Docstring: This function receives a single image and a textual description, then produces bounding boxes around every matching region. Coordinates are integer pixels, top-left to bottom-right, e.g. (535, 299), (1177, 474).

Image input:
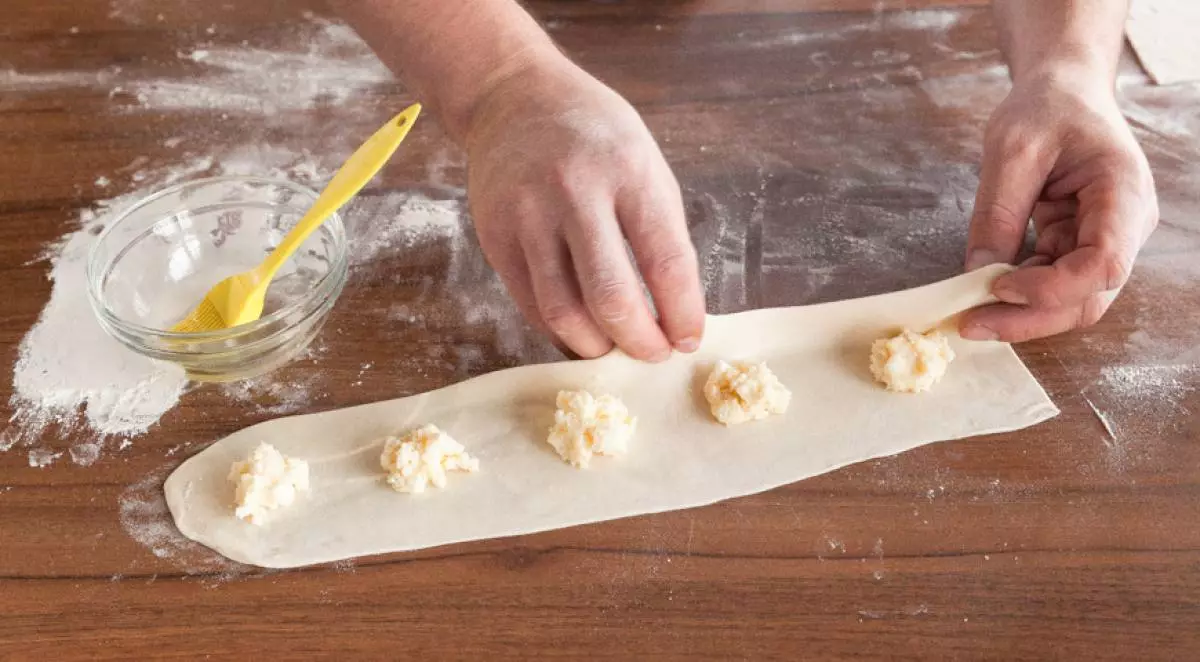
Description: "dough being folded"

(164, 265), (1058, 568)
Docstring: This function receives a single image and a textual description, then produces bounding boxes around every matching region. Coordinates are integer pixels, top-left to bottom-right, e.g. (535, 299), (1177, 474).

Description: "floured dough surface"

(228, 443), (310, 525)
(703, 360), (791, 425)
(870, 329), (956, 393)
(380, 424), (479, 493)
(1126, 0), (1200, 85)
(546, 390), (636, 468)
(165, 265), (1058, 568)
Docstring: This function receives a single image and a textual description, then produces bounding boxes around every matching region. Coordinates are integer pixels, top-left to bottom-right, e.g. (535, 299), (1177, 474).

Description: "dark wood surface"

(3, 1), (1199, 659)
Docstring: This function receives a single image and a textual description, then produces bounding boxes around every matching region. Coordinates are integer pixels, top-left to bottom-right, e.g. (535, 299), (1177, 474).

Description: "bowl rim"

(85, 174), (349, 341)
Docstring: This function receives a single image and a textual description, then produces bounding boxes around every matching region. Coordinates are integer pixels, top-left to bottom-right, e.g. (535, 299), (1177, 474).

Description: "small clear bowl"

(86, 176), (348, 382)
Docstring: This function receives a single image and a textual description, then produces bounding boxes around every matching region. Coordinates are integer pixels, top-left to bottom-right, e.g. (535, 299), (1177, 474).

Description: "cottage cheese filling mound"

(380, 424), (480, 493)
(870, 329), (956, 393)
(228, 442), (310, 525)
(703, 360), (792, 425)
(546, 390), (637, 468)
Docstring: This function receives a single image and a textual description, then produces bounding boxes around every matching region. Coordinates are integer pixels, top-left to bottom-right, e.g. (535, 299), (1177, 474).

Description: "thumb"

(965, 132), (1054, 271)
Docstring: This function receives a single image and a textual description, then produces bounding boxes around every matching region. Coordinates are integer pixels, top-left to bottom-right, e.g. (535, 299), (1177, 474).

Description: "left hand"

(959, 68), (1158, 342)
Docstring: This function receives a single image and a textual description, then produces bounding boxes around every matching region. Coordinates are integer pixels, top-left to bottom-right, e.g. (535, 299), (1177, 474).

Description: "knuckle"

(1076, 297), (1107, 329)
(538, 300), (590, 336)
(645, 248), (696, 290)
(587, 276), (638, 323)
(977, 200), (1028, 237)
(546, 160), (580, 195)
(612, 142), (652, 174)
(1033, 283), (1066, 309)
(985, 124), (1041, 162)
(506, 189), (548, 236)
(1101, 251), (1132, 291)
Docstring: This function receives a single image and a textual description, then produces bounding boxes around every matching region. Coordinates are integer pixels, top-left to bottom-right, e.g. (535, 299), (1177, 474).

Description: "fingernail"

(961, 325), (999, 341)
(675, 336), (700, 353)
(965, 249), (999, 272)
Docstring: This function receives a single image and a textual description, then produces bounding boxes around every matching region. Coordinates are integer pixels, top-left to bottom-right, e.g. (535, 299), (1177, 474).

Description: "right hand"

(463, 55), (705, 362)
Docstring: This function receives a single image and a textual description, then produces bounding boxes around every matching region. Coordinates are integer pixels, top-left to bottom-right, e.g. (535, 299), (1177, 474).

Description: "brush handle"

(259, 103), (422, 281)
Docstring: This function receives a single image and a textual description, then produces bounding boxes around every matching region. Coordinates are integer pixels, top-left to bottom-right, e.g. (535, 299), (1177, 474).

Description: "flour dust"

(2, 148), (335, 465)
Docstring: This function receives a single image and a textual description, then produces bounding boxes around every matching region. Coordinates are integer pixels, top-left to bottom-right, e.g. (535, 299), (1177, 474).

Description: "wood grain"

(2, 0), (1199, 659)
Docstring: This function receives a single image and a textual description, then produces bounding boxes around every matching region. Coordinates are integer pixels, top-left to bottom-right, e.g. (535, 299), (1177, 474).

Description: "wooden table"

(3, 1), (1199, 658)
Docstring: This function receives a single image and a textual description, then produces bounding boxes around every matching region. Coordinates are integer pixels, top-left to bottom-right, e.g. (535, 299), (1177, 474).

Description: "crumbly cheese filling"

(703, 360), (792, 425)
(228, 442), (310, 525)
(546, 390), (636, 468)
(870, 329), (956, 393)
(380, 424), (479, 493)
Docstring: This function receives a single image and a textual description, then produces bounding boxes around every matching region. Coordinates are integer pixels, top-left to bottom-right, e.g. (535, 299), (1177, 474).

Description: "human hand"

(960, 68), (1158, 342)
(464, 54), (704, 361)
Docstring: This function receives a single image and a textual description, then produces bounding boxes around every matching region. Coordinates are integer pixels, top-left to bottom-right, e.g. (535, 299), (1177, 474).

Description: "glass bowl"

(86, 176), (348, 382)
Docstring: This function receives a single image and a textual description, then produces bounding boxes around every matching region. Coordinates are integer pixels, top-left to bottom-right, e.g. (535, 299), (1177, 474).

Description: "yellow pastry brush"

(170, 103), (421, 333)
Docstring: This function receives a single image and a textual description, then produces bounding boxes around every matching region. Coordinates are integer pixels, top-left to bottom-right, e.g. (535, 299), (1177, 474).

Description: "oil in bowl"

(87, 176), (348, 382)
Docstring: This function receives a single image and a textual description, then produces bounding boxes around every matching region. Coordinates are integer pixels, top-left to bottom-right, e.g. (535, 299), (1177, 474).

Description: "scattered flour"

(28, 449), (63, 468)
(219, 356), (325, 416)
(1, 145), (343, 463)
(1097, 364), (1198, 409)
(885, 9), (962, 32)
(344, 194), (463, 267)
(5, 15), (391, 120)
(2, 162), (204, 456)
(735, 8), (963, 50)
(127, 18), (391, 116)
(0, 67), (120, 91)
(118, 468), (241, 573)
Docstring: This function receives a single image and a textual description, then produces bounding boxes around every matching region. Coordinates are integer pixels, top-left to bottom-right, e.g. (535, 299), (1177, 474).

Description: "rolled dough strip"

(164, 265), (1058, 568)
(1126, 0), (1200, 86)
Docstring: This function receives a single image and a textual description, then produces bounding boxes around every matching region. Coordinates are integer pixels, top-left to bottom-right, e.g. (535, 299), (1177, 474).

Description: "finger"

(959, 292), (1113, 343)
(521, 231), (613, 359)
(1034, 219), (1078, 257)
(1031, 199), (1078, 233)
(616, 167), (706, 353)
(1020, 254), (1054, 268)
(476, 225), (546, 331)
(964, 129), (1055, 271)
(992, 192), (1142, 308)
(563, 201), (672, 362)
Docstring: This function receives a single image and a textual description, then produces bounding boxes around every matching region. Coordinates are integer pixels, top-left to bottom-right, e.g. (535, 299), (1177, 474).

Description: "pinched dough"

(380, 424), (480, 493)
(546, 390), (637, 468)
(870, 329), (955, 393)
(703, 360), (792, 425)
(228, 442), (310, 525)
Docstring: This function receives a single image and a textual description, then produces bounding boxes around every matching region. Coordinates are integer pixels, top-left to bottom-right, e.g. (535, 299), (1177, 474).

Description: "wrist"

(438, 41), (569, 145)
(1012, 51), (1118, 101)
(445, 43), (570, 145)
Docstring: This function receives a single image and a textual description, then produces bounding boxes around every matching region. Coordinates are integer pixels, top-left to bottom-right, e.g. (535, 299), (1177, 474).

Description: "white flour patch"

(3, 146), (339, 464)
(1096, 364), (1198, 409)
(118, 468), (241, 573)
(28, 449), (63, 468)
(2, 160), (207, 456)
(70, 442), (103, 467)
(735, 8), (964, 51)
(885, 9), (963, 32)
(128, 18), (391, 115)
(344, 192), (544, 362)
(1082, 362), (1198, 473)
(220, 358), (324, 417)
(344, 193), (463, 267)
(0, 67), (120, 91)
